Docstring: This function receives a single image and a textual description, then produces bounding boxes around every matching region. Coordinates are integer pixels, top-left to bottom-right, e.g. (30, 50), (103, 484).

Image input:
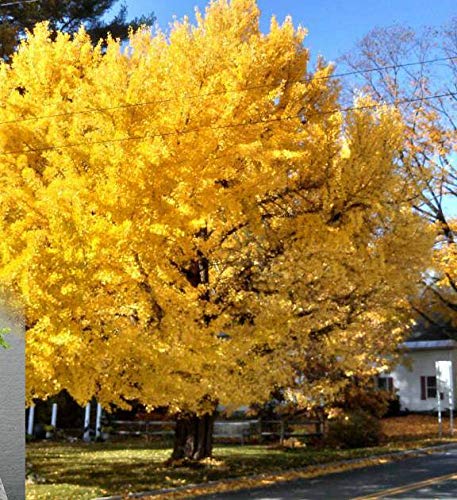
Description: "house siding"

(389, 346), (457, 412)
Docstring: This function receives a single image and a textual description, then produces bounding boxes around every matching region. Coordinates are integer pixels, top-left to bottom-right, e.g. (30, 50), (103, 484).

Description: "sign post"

(437, 382), (443, 438)
(436, 360), (454, 436)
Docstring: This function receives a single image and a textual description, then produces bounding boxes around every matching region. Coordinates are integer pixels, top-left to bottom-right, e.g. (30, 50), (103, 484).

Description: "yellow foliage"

(0, 0), (433, 412)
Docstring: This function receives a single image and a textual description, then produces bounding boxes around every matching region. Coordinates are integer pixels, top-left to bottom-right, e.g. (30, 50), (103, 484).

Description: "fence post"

(145, 421), (150, 442)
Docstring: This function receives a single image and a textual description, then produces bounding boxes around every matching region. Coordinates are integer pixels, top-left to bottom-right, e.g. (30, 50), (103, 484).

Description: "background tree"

(0, 0), (432, 460)
(341, 21), (457, 333)
(0, 0), (155, 60)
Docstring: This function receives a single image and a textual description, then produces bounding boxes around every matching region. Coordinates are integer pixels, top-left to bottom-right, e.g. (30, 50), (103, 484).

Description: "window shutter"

(388, 377), (393, 392)
(421, 376), (426, 400)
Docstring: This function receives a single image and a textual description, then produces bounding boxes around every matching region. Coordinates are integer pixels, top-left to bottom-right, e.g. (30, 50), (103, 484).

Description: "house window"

(420, 376), (444, 400)
(377, 376), (394, 392)
(426, 376), (437, 398)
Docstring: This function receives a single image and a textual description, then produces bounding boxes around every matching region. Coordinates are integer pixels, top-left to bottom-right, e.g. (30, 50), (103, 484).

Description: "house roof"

(402, 339), (457, 351)
(402, 317), (457, 350)
(408, 317), (457, 342)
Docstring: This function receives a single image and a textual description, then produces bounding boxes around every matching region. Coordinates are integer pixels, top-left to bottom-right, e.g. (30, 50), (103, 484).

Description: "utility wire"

(0, 0), (38, 7)
(0, 55), (455, 128)
(1, 91), (455, 156)
(325, 56), (457, 80)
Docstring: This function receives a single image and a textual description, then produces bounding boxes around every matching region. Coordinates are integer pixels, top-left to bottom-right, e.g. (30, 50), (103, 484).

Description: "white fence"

(26, 403), (324, 445)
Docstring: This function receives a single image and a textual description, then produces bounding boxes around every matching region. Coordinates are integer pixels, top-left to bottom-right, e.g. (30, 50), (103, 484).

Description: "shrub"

(335, 382), (392, 418)
(384, 393), (401, 417)
(326, 410), (382, 448)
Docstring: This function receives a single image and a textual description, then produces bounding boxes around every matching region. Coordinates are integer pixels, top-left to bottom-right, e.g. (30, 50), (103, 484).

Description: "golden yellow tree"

(0, 0), (432, 459)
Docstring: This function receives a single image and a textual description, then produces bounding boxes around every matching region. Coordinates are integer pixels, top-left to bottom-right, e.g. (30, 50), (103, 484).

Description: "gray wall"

(0, 306), (25, 500)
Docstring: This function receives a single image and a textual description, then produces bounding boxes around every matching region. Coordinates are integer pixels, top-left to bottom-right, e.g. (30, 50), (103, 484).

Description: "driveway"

(195, 445), (457, 499)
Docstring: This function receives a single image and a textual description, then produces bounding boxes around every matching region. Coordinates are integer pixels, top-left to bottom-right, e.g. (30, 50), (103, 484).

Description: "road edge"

(93, 442), (457, 500)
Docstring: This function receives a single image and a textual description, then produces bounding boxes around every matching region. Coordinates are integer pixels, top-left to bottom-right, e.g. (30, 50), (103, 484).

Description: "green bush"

(326, 410), (382, 448)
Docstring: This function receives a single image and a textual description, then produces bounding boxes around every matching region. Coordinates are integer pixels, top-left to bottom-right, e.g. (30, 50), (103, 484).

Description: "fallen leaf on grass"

(150, 454), (423, 499)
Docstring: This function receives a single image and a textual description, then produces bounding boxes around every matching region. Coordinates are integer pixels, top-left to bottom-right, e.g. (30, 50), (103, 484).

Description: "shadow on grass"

(26, 440), (398, 497)
(27, 433), (457, 499)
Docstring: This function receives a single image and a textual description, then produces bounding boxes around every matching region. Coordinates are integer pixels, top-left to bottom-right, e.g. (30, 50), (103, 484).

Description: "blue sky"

(121, 0), (457, 62)
(117, 0), (457, 216)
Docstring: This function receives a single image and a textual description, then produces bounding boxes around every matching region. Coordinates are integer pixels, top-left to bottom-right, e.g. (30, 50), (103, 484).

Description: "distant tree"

(0, 0), (155, 60)
(341, 22), (457, 332)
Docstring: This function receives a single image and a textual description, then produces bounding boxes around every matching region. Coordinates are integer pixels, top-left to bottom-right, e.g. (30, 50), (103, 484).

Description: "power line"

(0, 0), (38, 7)
(0, 55), (455, 128)
(1, 91), (455, 156)
(326, 56), (457, 80)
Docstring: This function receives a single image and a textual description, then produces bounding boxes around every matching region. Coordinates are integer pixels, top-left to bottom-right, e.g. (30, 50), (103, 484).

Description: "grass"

(26, 415), (457, 499)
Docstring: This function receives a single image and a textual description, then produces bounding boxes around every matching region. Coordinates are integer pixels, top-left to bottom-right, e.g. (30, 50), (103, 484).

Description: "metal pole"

(449, 361), (454, 435)
(95, 403), (102, 440)
(27, 405), (35, 436)
(437, 388), (443, 438)
(450, 376), (454, 436)
(451, 406), (454, 436)
(83, 403), (91, 442)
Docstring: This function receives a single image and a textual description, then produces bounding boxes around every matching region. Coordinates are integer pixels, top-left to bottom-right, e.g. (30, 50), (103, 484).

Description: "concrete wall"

(0, 306), (25, 500)
(389, 348), (457, 412)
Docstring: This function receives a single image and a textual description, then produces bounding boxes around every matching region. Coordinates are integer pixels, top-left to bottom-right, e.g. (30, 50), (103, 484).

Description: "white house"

(379, 325), (457, 412)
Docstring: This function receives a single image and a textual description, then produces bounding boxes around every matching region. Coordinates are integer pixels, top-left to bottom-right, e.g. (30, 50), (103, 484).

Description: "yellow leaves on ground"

(0, 0), (433, 412)
(382, 414), (454, 438)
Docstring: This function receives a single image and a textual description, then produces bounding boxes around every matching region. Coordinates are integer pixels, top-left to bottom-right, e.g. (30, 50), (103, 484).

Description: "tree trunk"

(171, 412), (215, 461)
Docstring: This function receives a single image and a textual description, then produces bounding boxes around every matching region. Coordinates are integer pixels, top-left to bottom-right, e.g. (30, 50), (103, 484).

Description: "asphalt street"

(196, 445), (457, 499)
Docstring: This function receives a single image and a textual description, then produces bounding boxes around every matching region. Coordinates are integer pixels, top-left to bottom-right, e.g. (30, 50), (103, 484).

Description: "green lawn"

(26, 436), (456, 499)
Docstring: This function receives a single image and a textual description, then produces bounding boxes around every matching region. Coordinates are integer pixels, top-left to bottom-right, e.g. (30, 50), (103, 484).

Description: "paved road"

(196, 446), (457, 499)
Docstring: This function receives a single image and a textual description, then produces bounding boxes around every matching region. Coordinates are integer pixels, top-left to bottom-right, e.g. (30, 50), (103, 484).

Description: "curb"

(93, 442), (457, 500)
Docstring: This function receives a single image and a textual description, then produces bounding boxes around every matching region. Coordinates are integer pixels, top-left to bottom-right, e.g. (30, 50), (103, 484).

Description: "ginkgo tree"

(0, 0), (433, 460)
